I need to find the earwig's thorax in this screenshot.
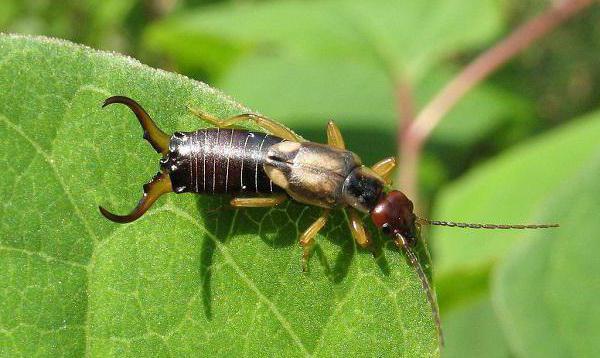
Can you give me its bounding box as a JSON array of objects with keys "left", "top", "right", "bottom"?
[
  {"left": 341, "top": 167, "right": 385, "bottom": 213},
  {"left": 264, "top": 141, "right": 361, "bottom": 208}
]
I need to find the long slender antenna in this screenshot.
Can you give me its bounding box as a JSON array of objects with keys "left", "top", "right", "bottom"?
[
  {"left": 417, "top": 217, "right": 559, "bottom": 230},
  {"left": 394, "top": 233, "right": 444, "bottom": 346}
]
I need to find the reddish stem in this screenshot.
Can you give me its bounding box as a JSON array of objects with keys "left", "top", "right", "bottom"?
[
  {"left": 397, "top": 0, "right": 594, "bottom": 201},
  {"left": 394, "top": 78, "right": 419, "bottom": 199}
]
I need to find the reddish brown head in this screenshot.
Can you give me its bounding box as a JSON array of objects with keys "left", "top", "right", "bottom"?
[{"left": 371, "top": 190, "right": 417, "bottom": 240}]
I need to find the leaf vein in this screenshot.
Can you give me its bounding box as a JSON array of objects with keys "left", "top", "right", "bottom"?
[
  {"left": 164, "top": 205, "right": 311, "bottom": 357},
  {"left": 0, "top": 245, "right": 86, "bottom": 269},
  {"left": 0, "top": 115, "right": 99, "bottom": 245}
]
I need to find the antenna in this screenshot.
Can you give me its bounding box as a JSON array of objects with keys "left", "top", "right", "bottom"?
[
  {"left": 394, "top": 234, "right": 444, "bottom": 346},
  {"left": 417, "top": 217, "right": 559, "bottom": 230},
  {"left": 392, "top": 216, "right": 558, "bottom": 347}
]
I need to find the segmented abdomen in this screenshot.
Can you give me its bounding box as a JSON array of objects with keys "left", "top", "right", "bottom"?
[{"left": 163, "top": 128, "right": 285, "bottom": 195}]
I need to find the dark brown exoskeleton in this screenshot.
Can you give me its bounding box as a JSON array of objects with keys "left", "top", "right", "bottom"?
[{"left": 99, "top": 96, "right": 559, "bottom": 345}]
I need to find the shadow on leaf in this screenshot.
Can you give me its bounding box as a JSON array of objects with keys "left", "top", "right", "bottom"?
[{"left": 194, "top": 194, "right": 398, "bottom": 319}]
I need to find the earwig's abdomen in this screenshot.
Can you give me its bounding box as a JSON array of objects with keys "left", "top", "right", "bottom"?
[{"left": 162, "top": 128, "right": 285, "bottom": 195}]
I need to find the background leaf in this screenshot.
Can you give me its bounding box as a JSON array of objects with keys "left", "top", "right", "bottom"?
[
  {"left": 143, "top": 0, "right": 502, "bottom": 80},
  {"left": 0, "top": 34, "right": 439, "bottom": 356},
  {"left": 430, "top": 112, "right": 600, "bottom": 356},
  {"left": 442, "top": 296, "right": 511, "bottom": 358},
  {"left": 431, "top": 113, "right": 600, "bottom": 277},
  {"left": 493, "top": 150, "right": 600, "bottom": 357},
  {"left": 217, "top": 52, "right": 532, "bottom": 166},
  {"left": 143, "top": 0, "right": 507, "bottom": 155}
]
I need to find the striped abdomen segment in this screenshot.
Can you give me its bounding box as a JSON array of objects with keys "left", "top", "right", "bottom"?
[{"left": 163, "top": 128, "right": 286, "bottom": 195}]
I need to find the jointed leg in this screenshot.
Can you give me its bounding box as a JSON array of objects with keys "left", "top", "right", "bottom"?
[
  {"left": 230, "top": 194, "right": 287, "bottom": 208},
  {"left": 326, "top": 120, "right": 345, "bottom": 149},
  {"left": 227, "top": 114, "right": 304, "bottom": 142},
  {"left": 348, "top": 208, "right": 371, "bottom": 248},
  {"left": 299, "top": 209, "right": 330, "bottom": 271},
  {"left": 372, "top": 157, "right": 396, "bottom": 184},
  {"left": 187, "top": 107, "right": 223, "bottom": 127},
  {"left": 188, "top": 107, "right": 303, "bottom": 142}
]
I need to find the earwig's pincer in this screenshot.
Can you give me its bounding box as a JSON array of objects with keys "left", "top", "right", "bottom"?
[
  {"left": 103, "top": 96, "right": 170, "bottom": 154},
  {"left": 99, "top": 171, "right": 172, "bottom": 223},
  {"left": 99, "top": 96, "right": 559, "bottom": 347}
]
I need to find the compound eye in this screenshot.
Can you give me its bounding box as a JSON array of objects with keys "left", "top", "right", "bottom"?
[{"left": 381, "top": 223, "right": 392, "bottom": 236}]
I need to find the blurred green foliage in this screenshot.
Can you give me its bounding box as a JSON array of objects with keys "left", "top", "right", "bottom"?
[{"left": 1, "top": 0, "right": 599, "bottom": 356}]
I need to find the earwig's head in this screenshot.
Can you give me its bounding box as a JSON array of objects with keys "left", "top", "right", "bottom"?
[
  {"left": 99, "top": 96, "right": 173, "bottom": 223},
  {"left": 371, "top": 190, "right": 417, "bottom": 240}
]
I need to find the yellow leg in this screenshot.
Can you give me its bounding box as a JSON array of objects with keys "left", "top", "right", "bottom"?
[
  {"left": 372, "top": 157, "right": 396, "bottom": 184},
  {"left": 187, "top": 106, "right": 223, "bottom": 126},
  {"left": 188, "top": 107, "right": 303, "bottom": 142},
  {"left": 299, "top": 209, "right": 330, "bottom": 271},
  {"left": 326, "top": 120, "right": 346, "bottom": 149},
  {"left": 348, "top": 208, "right": 371, "bottom": 248},
  {"left": 230, "top": 195, "right": 287, "bottom": 208}
]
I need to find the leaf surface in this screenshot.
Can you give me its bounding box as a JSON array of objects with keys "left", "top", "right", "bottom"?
[
  {"left": 0, "top": 34, "right": 439, "bottom": 356},
  {"left": 493, "top": 150, "right": 600, "bottom": 357},
  {"left": 442, "top": 296, "right": 511, "bottom": 358},
  {"left": 144, "top": 0, "right": 501, "bottom": 80},
  {"left": 431, "top": 113, "right": 600, "bottom": 277},
  {"left": 431, "top": 112, "right": 600, "bottom": 357}
]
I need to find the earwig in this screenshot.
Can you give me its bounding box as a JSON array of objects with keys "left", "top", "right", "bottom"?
[{"left": 99, "top": 96, "right": 559, "bottom": 345}]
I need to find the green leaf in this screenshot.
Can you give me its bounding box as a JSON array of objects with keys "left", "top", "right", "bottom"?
[
  {"left": 424, "top": 69, "right": 533, "bottom": 148},
  {"left": 0, "top": 0, "right": 137, "bottom": 49},
  {"left": 431, "top": 112, "right": 600, "bottom": 277},
  {"left": 0, "top": 34, "right": 439, "bottom": 356},
  {"left": 144, "top": 0, "right": 502, "bottom": 80},
  {"left": 443, "top": 296, "right": 512, "bottom": 358},
  {"left": 492, "top": 151, "right": 600, "bottom": 357}
]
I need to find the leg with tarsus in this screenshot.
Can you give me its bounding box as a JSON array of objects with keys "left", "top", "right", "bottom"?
[
  {"left": 372, "top": 157, "right": 396, "bottom": 184},
  {"left": 188, "top": 107, "right": 303, "bottom": 142},
  {"left": 326, "top": 120, "right": 345, "bottom": 149},
  {"left": 299, "top": 209, "right": 330, "bottom": 271},
  {"left": 348, "top": 208, "right": 372, "bottom": 249},
  {"left": 229, "top": 195, "right": 287, "bottom": 208},
  {"left": 326, "top": 120, "right": 396, "bottom": 185}
]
